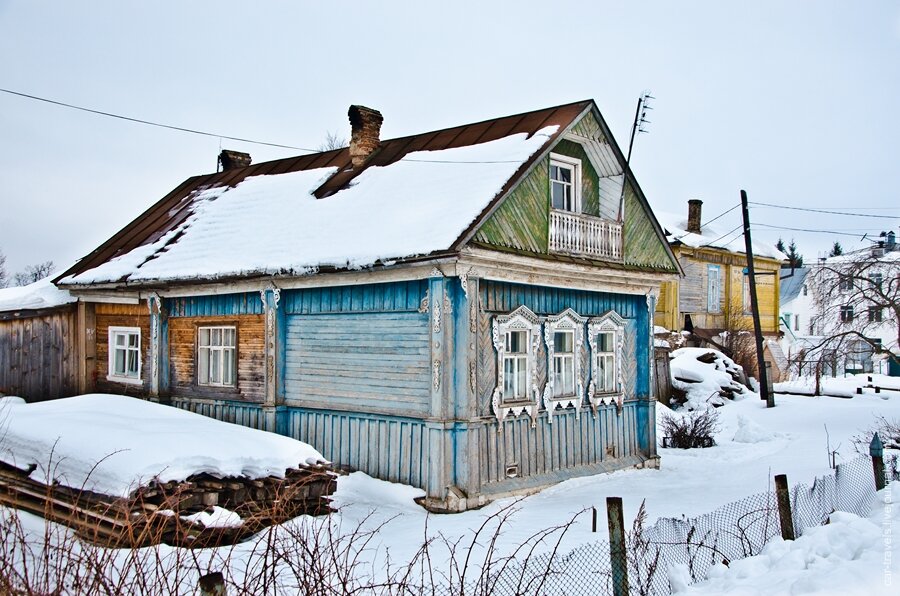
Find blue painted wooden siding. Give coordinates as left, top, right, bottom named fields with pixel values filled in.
left=282, top=280, right=428, bottom=315
left=166, top=293, right=264, bottom=318
left=284, top=312, right=431, bottom=416
left=472, top=402, right=643, bottom=492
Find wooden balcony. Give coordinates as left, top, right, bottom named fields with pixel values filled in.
left=549, top=209, right=623, bottom=261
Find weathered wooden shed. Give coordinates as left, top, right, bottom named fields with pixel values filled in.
left=55, top=100, right=682, bottom=510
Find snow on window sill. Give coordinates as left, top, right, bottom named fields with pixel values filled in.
left=106, top=374, right=143, bottom=386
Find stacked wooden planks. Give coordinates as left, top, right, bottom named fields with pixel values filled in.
left=0, top=460, right=336, bottom=548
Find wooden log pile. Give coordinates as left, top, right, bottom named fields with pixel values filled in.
left=0, top=459, right=337, bottom=548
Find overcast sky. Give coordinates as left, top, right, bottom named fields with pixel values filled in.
left=1, top=1, right=898, bottom=278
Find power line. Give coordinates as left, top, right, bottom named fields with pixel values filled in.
left=700, top=223, right=744, bottom=248
left=748, top=201, right=899, bottom=219
left=670, top=202, right=741, bottom=242
left=755, top=223, right=875, bottom=238
left=0, top=87, right=316, bottom=151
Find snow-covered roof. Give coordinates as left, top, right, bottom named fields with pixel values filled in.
left=653, top=209, right=786, bottom=261
left=0, top=276, right=76, bottom=313
left=61, top=128, right=557, bottom=284
left=779, top=267, right=808, bottom=303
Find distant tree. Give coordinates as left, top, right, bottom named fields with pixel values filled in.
left=828, top=241, right=844, bottom=257
left=0, top=248, right=7, bottom=288
left=318, top=131, right=348, bottom=152
left=13, top=261, right=55, bottom=286
left=780, top=238, right=803, bottom=269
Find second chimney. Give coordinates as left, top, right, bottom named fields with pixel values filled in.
left=219, top=149, right=252, bottom=171
left=348, top=105, right=383, bottom=168
left=687, top=199, right=703, bottom=234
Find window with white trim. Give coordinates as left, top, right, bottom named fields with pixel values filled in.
left=108, top=327, right=142, bottom=384
left=549, top=153, right=581, bottom=212
left=198, top=326, right=236, bottom=387
left=707, top=265, right=721, bottom=313
left=491, top=306, right=542, bottom=424
left=588, top=311, right=626, bottom=411
left=542, top=309, right=586, bottom=422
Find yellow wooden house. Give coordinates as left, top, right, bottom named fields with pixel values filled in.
left=654, top=199, right=785, bottom=337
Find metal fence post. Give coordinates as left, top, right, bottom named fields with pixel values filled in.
left=774, top=474, right=795, bottom=540
left=607, top=496, right=629, bottom=596
left=199, top=572, right=226, bottom=596
left=871, top=432, right=886, bottom=491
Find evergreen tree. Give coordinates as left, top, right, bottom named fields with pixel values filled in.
left=828, top=241, right=843, bottom=257
left=780, top=238, right=803, bottom=269
left=776, top=238, right=786, bottom=254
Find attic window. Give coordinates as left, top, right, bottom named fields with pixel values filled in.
left=550, top=153, right=581, bottom=212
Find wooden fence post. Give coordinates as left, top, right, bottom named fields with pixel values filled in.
left=198, top=572, right=226, bottom=596
left=774, top=474, right=795, bottom=541
left=871, top=432, right=886, bottom=491
left=606, top=496, right=629, bottom=596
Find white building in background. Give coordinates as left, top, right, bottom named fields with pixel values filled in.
left=788, top=231, right=899, bottom=378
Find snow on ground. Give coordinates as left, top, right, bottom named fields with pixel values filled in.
left=2, top=388, right=899, bottom=592
left=669, top=347, right=747, bottom=409
left=0, top=394, right=324, bottom=497
left=777, top=373, right=900, bottom=398
left=0, top=276, right=75, bottom=312
left=679, top=483, right=899, bottom=596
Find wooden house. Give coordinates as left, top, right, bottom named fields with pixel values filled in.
left=55, top=100, right=680, bottom=510
left=654, top=199, right=784, bottom=335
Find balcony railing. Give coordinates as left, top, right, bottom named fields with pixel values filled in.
left=549, top=209, right=623, bottom=261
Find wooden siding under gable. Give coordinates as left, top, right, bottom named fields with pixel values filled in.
left=622, top=185, right=676, bottom=270
left=0, top=308, right=78, bottom=401
left=472, top=156, right=550, bottom=254
left=94, top=303, right=151, bottom=395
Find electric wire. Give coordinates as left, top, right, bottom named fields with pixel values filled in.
left=748, top=201, right=898, bottom=219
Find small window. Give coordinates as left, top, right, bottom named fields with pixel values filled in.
left=794, top=314, right=800, bottom=331
left=870, top=272, right=883, bottom=290
left=549, top=154, right=581, bottom=212
left=839, top=276, right=854, bottom=291
left=198, top=326, right=236, bottom=387
left=869, top=307, right=883, bottom=323
left=742, top=275, right=752, bottom=314
left=502, top=330, right=529, bottom=401
left=551, top=330, right=576, bottom=397
left=707, top=265, right=722, bottom=313
left=108, top=327, right=141, bottom=384
left=840, top=305, right=854, bottom=323
left=588, top=311, right=626, bottom=411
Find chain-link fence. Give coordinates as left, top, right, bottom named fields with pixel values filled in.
left=442, top=455, right=884, bottom=596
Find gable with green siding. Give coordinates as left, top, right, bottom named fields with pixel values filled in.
left=470, top=109, right=676, bottom=273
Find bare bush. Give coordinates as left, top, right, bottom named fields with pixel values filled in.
left=661, top=409, right=720, bottom=449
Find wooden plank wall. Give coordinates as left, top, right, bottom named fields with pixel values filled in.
left=284, top=409, right=434, bottom=491
left=167, top=314, right=265, bottom=402
left=94, top=303, right=151, bottom=395
left=473, top=402, right=643, bottom=491
left=0, top=308, right=78, bottom=401
left=170, top=396, right=268, bottom=430
left=284, top=312, right=431, bottom=417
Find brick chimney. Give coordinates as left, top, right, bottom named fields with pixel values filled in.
left=687, top=199, right=703, bottom=234
left=348, top=105, right=383, bottom=168
left=219, top=150, right=252, bottom=171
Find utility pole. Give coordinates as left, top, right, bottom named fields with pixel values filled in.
left=741, top=190, right=773, bottom=407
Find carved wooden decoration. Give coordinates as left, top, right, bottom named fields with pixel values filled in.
left=542, top=308, right=586, bottom=423
left=491, top=305, right=542, bottom=428
left=587, top=310, right=626, bottom=416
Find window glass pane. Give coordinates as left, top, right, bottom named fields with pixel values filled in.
left=199, top=349, right=209, bottom=383
left=212, top=328, right=222, bottom=346
left=506, top=330, right=526, bottom=354
left=225, top=328, right=236, bottom=347
left=604, top=355, right=615, bottom=390
left=554, top=331, right=572, bottom=353
left=200, top=328, right=210, bottom=346
left=562, top=357, right=574, bottom=394
left=115, top=333, right=126, bottom=346
left=127, top=350, right=138, bottom=376
left=114, top=349, right=126, bottom=375
left=598, top=332, right=613, bottom=352
left=503, top=358, right=515, bottom=398
left=211, top=351, right=220, bottom=383
left=128, top=333, right=139, bottom=348
left=223, top=349, right=233, bottom=385
left=515, top=356, right=527, bottom=399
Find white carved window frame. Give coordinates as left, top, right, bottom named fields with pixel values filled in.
left=587, top=311, right=626, bottom=414
left=491, top=305, right=542, bottom=426
left=542, top=308, right=586, bottom=422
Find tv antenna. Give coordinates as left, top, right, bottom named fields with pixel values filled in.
left=617, top=90, right=654, bottom=221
